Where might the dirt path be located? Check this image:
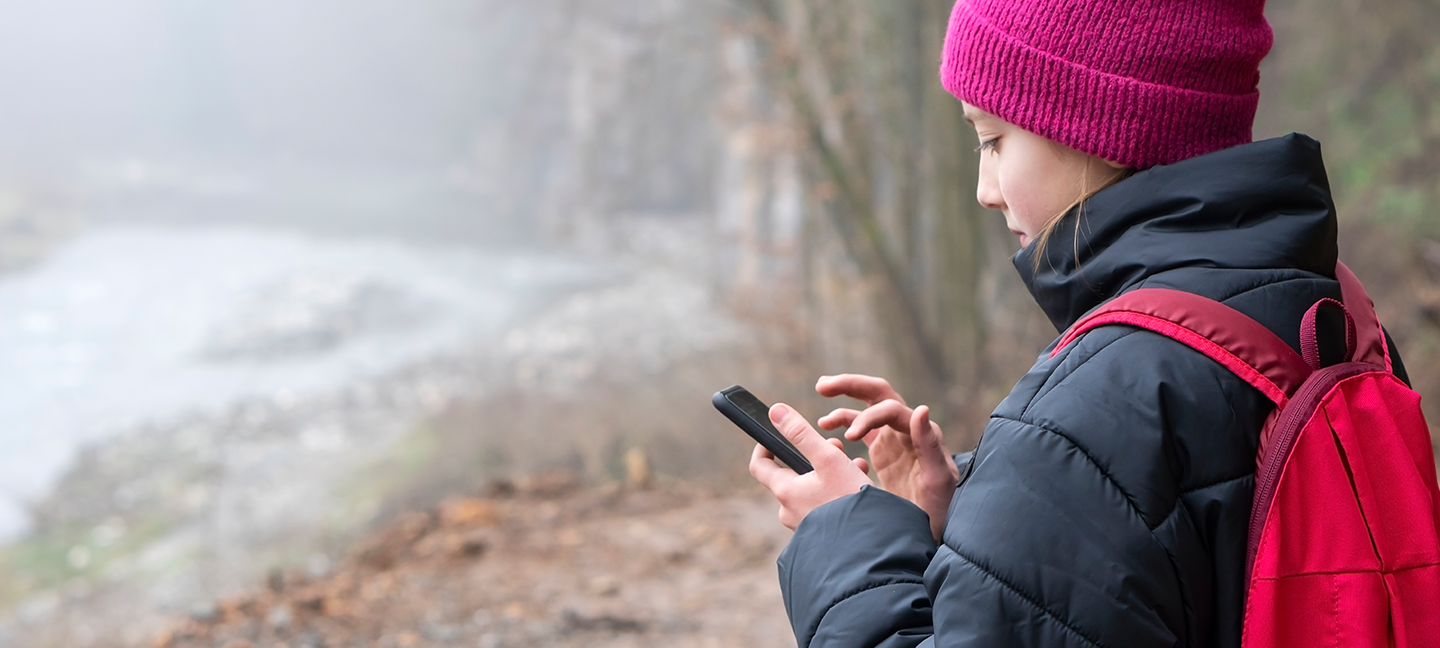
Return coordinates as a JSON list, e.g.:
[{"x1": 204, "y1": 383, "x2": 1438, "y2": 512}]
[{"x1": 155, "y1": 477, "x2": 797, "y2": 648}]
